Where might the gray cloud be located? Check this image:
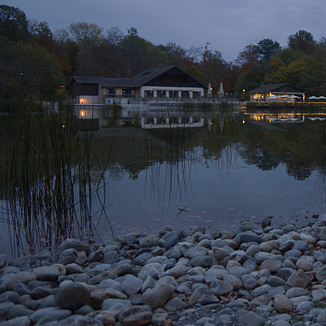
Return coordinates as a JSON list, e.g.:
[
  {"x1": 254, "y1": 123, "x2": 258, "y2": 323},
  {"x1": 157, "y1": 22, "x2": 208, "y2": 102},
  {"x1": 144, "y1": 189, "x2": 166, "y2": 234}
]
[{"x1": 2, "y1": 0, "x2": 326, "y2": 61}]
